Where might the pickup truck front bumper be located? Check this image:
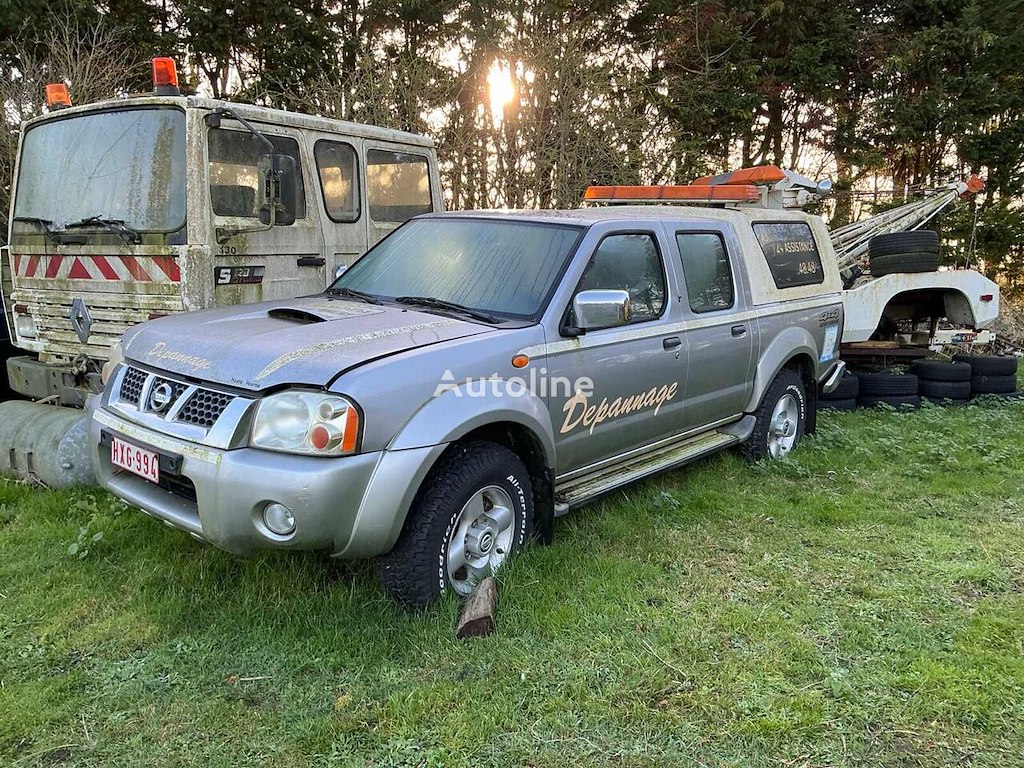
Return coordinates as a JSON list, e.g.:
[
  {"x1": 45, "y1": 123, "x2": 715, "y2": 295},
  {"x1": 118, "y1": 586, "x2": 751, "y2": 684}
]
[{"x1": 89, "y1": 403, "x2": 445, "y2": 558}]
